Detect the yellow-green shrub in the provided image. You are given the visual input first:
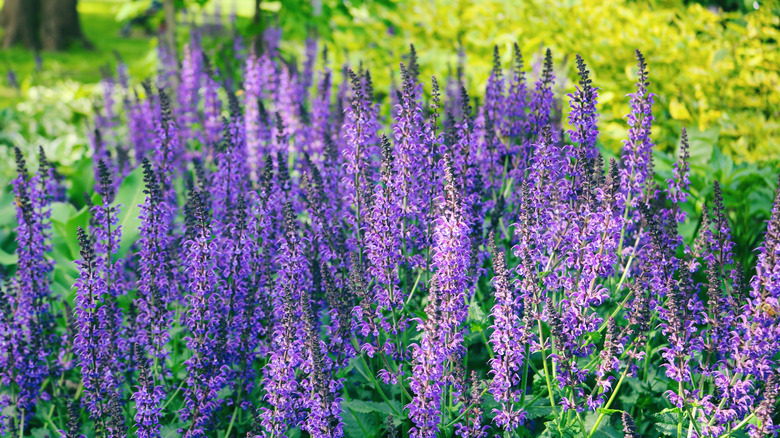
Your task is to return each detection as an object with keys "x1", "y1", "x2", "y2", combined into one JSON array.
[{"x1": 323, "y1": 0, "x2": 779, "y2": 162}]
